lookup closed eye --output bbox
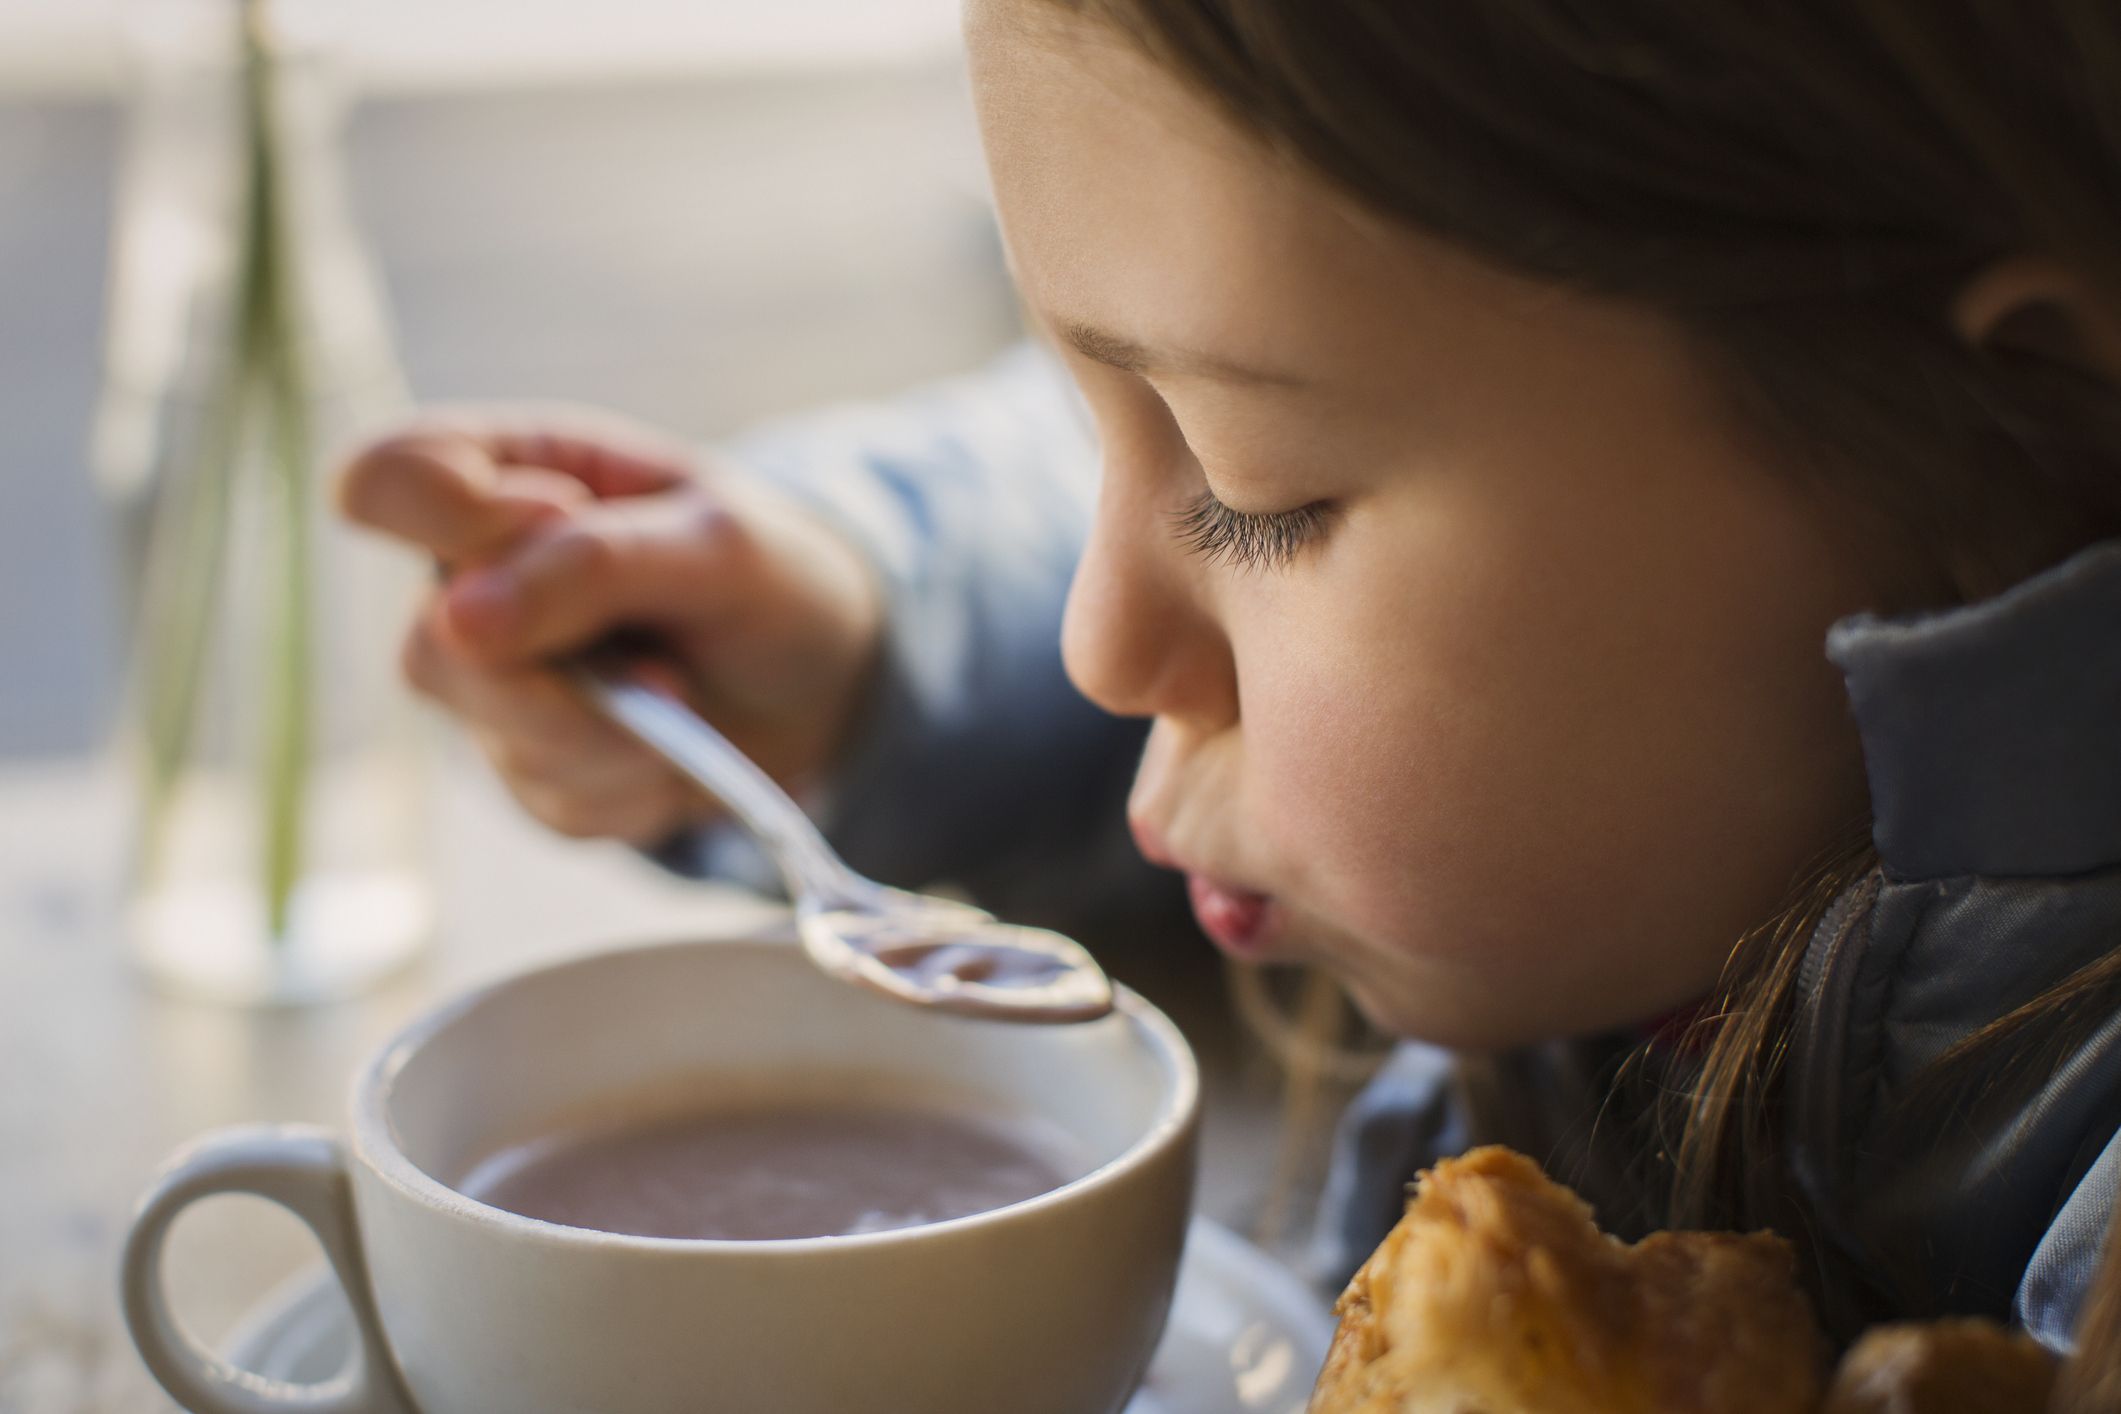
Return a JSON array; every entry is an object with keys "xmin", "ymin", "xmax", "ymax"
[{"xmin": 1170, "ymin": 491, "xmax": 1333, "ymax": 570}]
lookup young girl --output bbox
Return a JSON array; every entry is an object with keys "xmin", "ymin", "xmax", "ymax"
[{"xmin": 340, "ymin": 0, "xmax": 2121, "ymax": 1358}]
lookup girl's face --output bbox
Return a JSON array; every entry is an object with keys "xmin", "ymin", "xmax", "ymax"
[{"xmin": 968, "ymin": 4, "xmax": 1883, "ymax": 1048}]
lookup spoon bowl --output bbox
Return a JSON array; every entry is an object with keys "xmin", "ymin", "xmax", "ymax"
[
  {"xmin": 800, "ymin": 904, "xmax": 1116, "ymax": 1023},
  {"xmin": 569, "ymin": 659, "xmax": 1116, "ymax": 1024}
]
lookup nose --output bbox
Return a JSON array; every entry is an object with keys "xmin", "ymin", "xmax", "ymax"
[{"xmin": 1061, "ymin": 463, "xmax": 1238, "ymax": 729}]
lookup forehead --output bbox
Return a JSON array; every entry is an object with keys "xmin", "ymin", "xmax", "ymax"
[
  {"xmin": 966, "ymin": 3, "xmax": 1397, "ymax": 357},
  {"xmin": 962, "ymin": 2, "xmax": 1572, "ymax": 394}
]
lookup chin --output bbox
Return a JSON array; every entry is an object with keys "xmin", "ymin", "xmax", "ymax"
[
  {"xmin": 1338, "ymin": 978, "xmax": 1439, "ymax": 1046},
  {"xmin": 1340, "ymin": 978, "xmax": 1547, "ymax": 1054},
  {"xmin": 1273, "ymin": 908, "xmax": 1560, "ymax": 1050}
]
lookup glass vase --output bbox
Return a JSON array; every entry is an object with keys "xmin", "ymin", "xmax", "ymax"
[{"xmin": 96, "ymin": 0, "xmax": 432, "ymax": 1006}]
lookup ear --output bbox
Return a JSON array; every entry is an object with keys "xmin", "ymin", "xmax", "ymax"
[{"xmin": 1951, "ymin": 257, "xmax": 2121, "ymax": 384}]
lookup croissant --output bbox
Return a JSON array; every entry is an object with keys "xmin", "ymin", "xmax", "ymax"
[
  {"xmin": 1820, "ymin": 1320, "xmax": 2057, "ymax": 1413},
  {"xmin": 1306, "ymin": 1146, "xmax": 2058, "ymax": 1414}
]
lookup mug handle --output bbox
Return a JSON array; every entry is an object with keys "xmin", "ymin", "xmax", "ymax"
[{"xmin": 119, "ymin": 1124, "xmax": 416, "ymax": 1414}]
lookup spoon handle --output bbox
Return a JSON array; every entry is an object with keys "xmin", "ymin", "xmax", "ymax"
[{"xmin": 566, "ymin": 660, "xmax": 855, "ymax": 906}]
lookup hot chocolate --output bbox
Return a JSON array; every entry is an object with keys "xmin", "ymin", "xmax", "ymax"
[{"xmin": 457, "ymin": 1096, "xmax": 1072, "ymax": 1241}]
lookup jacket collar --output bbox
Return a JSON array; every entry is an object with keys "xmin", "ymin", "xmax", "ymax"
[{"xmin": 1827, "ymin": 538, "xmax": 2121, "ymax": 880}]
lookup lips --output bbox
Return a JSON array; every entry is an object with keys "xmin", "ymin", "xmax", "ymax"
[
  {"xmin": 1186, "ymin": 873, "xmax": 1276, "ymax": 954},
  {"xmin": 1131, "ymin": 817, "xmax": 1279, "ymax": 954}
]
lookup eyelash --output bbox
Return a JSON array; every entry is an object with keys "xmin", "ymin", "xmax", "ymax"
[{"xmin": 1169, "ymin": 491, "xmax": 1332, "ymax": 570}]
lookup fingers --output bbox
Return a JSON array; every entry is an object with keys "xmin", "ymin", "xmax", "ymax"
[
  {"xmin": 436, "ymin": 497, "xmax": 752, "ymax": 664},
  {"xmin": 506, "ymin": 767, "xmax": 699, "ymax": 847},
  {"xmin": 400, "ymin": 606, "xmax": 639, "ymax": 755},
  {"xmin": 370, "ymin": 404, "xmax": 695, "ymax": 497},
  {"xmin": 497, "ymin": 745, "xmax": 703, "ymax": 845},
  {"xmin": 336, "ymin": 410, "xmax": 696, "ymax": 564},
  {"xmin": 399, "ymin": 604, "xmax": 709, "ymax": 844},
  {"xmin": 477, "ymin": 418, "xmax": 694, "ymax": 499},
  {"xmin": 345, "ymin": 407, "xmax": 752, "ymax": 851},
  {"xmin": 338, "ymin": 431, "xmax": 591, "ymax": 563}
]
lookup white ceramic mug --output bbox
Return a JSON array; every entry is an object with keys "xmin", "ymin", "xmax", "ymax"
[{"xmin": 121, "ymin": 934, "xmax": 1200, "ymax": 1413}]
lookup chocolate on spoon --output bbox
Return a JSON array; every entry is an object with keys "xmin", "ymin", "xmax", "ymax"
[{"xmin": 568, "ymin": 658, "xmax": 1115, "ymax": 1025}]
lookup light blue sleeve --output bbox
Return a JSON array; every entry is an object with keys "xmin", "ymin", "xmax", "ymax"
[
  {"xmin": 649, "ymin": 342, "xmax": 1171, "ymax": 934},
  {"xmin": 1304, "ymin": 1033, "xmax": 1647, "ymax": 1295},
  {"xmin": 2017, "ymin": 1126, "xmax": 2121, "ymax": 1352}
]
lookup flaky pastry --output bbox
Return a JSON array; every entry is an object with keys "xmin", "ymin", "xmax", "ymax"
[
  {"xmin": 1307, "ymin": 1146, "xmax": 1828, "ymax": 1413},
  {"xmin": 1306, "ymin": 1147, "xmax": 2066, "ymax": 1414},
  {"xmin": 1819, "ymin": 1319, "xmax": 2058, "ymax": 1414}
]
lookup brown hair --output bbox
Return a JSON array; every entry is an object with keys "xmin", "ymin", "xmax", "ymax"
[
  {"xmin": 1055, "ymin": 0, "xmax": 2121, "ymax": 593},
  {"xmin": 1051, "ymin": 0, "xmax": 2121, "ymax": 1344}
]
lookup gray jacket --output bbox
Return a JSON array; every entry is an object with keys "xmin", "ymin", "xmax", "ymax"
[{"xmin": 670, "ymin": 347, "xmax": 2121, "ymax": 1352}]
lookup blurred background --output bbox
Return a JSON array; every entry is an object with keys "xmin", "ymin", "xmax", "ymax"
[{"xmin": 1, "ymin": 0, "xmax": 1016, "ymax": 758}]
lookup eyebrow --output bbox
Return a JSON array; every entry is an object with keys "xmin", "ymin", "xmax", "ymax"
[{"xmin": 1055, "ymin": 318, "xmax": 1310, "ymax": 389}]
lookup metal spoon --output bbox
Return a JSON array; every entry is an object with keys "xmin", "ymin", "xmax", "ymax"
[{"xmin": 567, "ymin": 657, "xmax": 1115, "ymax": 1024}]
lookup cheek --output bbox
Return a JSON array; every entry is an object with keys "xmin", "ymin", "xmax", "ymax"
[
  {"xmin": 1240, "ymin": 613, "xmax": 1507, "ymax": 965},
  {"xmin": 1232, "ymin": 594, "xmax": 1430, "ymax": 885},
  {"xmin": 1229, "ymin": 471, "xmax": 1870, "ymax": 1033}
]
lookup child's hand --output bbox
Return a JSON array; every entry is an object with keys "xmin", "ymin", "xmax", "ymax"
[{"xmin": 336, "ymin": 409, "xmax": 883, "ymax": 846}]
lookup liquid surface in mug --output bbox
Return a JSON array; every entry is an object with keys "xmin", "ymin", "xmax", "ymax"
[{"xmin": 456, "ymin": 1099, "xmax": 1072, "ymax": 1240}]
